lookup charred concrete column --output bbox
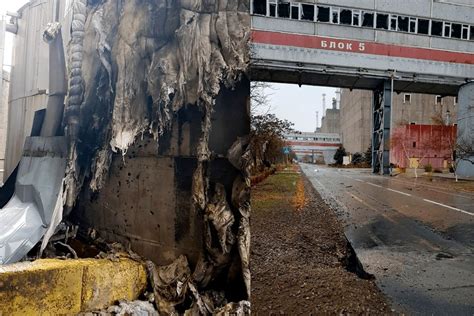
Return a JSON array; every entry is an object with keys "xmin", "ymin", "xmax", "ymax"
[
  {"xmin": 64, "ymin": 0, "xmax": 251, "ymax": 310},
  {"xmin": 456, "ymin": 82, "xmax": 474, "ymax": 177}
]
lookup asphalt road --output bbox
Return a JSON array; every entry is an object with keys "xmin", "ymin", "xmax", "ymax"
[{"xmin": 300, "ymin": 164, "xmax": 474, "ymax": 315}]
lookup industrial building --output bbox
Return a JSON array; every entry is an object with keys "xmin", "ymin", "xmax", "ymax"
[
  {"xmin": 284, "ymin": 131, "xmax": 341, "ymax": 164},
  {"xmin": 319, "ymin": 97, "xmax": 340, "ymax": 134},
  {"xmin": 339, "ymin": 89, "xmax": 458, "ymax": 159}
]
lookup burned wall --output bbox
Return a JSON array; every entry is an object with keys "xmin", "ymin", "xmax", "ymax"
[{"xmin": 65, "ymin": 0, "xmax": 251, "ymax": 311}]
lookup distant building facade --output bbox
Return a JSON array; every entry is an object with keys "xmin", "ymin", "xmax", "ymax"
[
  {"xmin": 320, "ymin": 98, "xmax": 340, "ymax": 134},
  {"xmin": 391, "ymin": 124, "xmax": 457, "ymax": 169},
  {"xmin": 284, "ymin": 131, "xmax": 341, "ymax": 164},
  {"xmin": 339, "ymin": 89, "xmax": 458, "ymax": 157},
  {"xmin": 339, "ymin": 90, "xmax": 372, "ymax": 154}
]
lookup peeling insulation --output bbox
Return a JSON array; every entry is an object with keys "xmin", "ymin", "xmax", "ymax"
[{"xmin": 63, "ymin": 0, "xmax": 251, "ymax": 311}]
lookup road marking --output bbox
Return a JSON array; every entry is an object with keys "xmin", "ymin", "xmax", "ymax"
[
  {"xmin": 389, "ymin": 178, "xmax": 473, "ymax": 200},
  {"xmin": 387, "ymin": 188, "xmax": 412, "ymax": 197},
  {"xmin": 349, "ymin": 193, "xmax": 364, "ymax": 203},
  {"xmin": 354, "ymin": 179, "xmax": 365, "ymax": 183},
  {"xmin": 367, "ymin": 182, "xmax": 383, "ymax": 188},
  {"xmin": 422, "ymin": 199, "xmax": 474, "ymax": 217}
]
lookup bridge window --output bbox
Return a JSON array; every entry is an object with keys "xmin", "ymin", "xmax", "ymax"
[
  {"xmin": 462, "ymin": 25, "xmax": 469, "ymax": 40},
  {"xmin": 398, "ymin": 16, "xmax": 409, "ymax": 32},
  {"xmin": 252, "ymin": 2, "xmax": 473, "ymax": 42},
  {"xmin": 451, "ymin": 23, "xmax": 462, "ymax": 39},
  {"xmin": 301, "ymin": 4, "xmax": 315, "ymax": 21},
  {"xmin": 268, "ymin": 0, "xmax": 276, "ymax": 17},
  {"xmin": 340, "ymin": 9, "xmax": 352, "ymax": 25},
  {"xmin": 443, "ymin": 22, "xmax": 452, "ymax": 38},
  {"xmin": 291, "ymin": 3, "xmax": 299, "ymax": 20},
  {"xmin": 376, "ymin": 13, "xmax": 389, "ymax": 30},
  {"xmin": 252, "ymin": 0, "xmax": 266, "ymax": 15},
  {"xmin": 409, "ymin": 17, "xmax": 417, "ymax": 33},
  {"xmin": 331, "ymin": 7, "xmax": 340, "ymax": 24},
  {"xmin": 418, "ymin": 19, "xmax": 430, "ymax": 34},
  {"xmin": 352, "ymin": 10, "xmax": 361, "ymax": 27},
  {"xmin": 431, "ymin": 21, "xmax": 443, "ymax": 36},
  {"xmin": 390, "ymin": 14, "xmax": 398, "ymax": 31},
  {"xmin": 317, "ymin": 6, "xmax": 330, "ymax": 23},
  {"xmin": 362, "ymin": 11, "xmax": 374, "ymax": 28},
  {"xmin": 278, "ymin": 2, "xmax": 290, "ymax": 18}
]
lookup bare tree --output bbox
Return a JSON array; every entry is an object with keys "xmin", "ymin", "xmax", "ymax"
[{"xmin": 250, "ymin": 81, "xmax": 276, "ymax": 115}]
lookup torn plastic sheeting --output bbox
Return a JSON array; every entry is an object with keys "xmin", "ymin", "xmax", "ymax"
[
  {"xmin": 0, "ymin": 137, "xmax": 67, "ymax": 265},
  {"xmin": 63, "ymin": 0, "xmax": 251, "ymax": 311},
  {"xmin": 105, "ymin": 300, "xmax": 158, "ymax": 316},
  {"xmin": 147, "ymin": 255, "xmax": 251, "ymax": 315},
  {"xmin": 147, "ymin": 255, "xmax": 192, "ymax": 314}
]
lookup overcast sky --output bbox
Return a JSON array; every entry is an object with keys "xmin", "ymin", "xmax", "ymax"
[
  {"xmin": 1, "ymin": 1, "xmax": 337, "ymax": 131},
  {"xmin": 263, "ymin": 83, "xmax": 338, "ymax": 132},
  {"xmin": 1, "ymin": 0, "xmax": 29, "ymax": 68}
]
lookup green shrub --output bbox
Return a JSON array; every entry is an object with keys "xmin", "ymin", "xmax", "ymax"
[{"xmin": 424, "ymin": 164, "xmax": 433, "ymax": 172}]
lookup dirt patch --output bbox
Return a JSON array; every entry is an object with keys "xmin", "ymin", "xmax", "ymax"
[{"xmin": 251, "ymin": 168, "xmax": 392, "ymax": 314}]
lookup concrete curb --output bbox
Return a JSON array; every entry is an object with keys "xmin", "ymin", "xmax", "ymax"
[{"xmin": 0, "ymin": 258, "xmax": 147, "ymax": 315}]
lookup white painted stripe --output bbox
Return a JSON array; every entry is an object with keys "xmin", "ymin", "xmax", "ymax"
[
  {"xmin": 387, "ymin": 188, "xmax": 412, "ymax": 197},
  {"xmin": 422, "ymin": 199, "xmax": 474, "ymax": 217},
  {"xmin": 367, "ymin": 182, "xmax": 383, "ymax": 188},
  {"xmin": 350, "ymin": 193, "xmax": 364, "ymax": 203},
  {"xmin": 354, "ymin": 179, "xmax": 364, "ymax": 183}
]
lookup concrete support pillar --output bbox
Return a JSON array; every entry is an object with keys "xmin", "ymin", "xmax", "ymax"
[
  {"xmin": 372, "ymin": 81, "xmax": 392, "ymax": 175},
  {"xmin": 72, "ymin": 78, "xmax": 251, "ymax": 271},
  {"xmin": 456, "ymin": 82, "xmax": 474, "ymax": 178}
]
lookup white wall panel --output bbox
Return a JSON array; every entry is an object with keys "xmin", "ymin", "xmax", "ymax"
[{"xmin": 4, "ymin": 0, "xmax": 69, "ymax": 179}]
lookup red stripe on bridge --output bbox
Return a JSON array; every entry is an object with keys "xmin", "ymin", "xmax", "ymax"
[{"xmin": 251, "ymin": 30, "xmax": 474, "ymax": 65}]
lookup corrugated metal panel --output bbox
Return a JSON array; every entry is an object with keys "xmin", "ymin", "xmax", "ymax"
[
  {"xmin": 0, "ymin": 19, "xmax": 6, "ymax": 184},
  {"xmin": 4, "ymin": 0, "xmax": 70, "ymax": 180}
]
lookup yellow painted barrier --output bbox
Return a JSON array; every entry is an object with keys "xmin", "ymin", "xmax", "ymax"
[{"xmin": 0, "ymin": 258, "xmax": 147, "ymax": 315}]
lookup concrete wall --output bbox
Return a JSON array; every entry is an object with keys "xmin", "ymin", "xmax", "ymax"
[
  {"xmin": 339, "ymin": 89, "xmax": 373, "ymax": 154},
  {"xmin": 456, "ymin": 83, "xmax": 474, "ymax": 178},
  {"xmin": 339, "ymin": 88, "xmax": 457, "ymax": 154},
  {"xmin": 73, "ymin": 80, "xmax": 251, "ymax": 267},
  {"xmin": 4, "ymin": 0, "xmax": 71, "ymax": 180}
]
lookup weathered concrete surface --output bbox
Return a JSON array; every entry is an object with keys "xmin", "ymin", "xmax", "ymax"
[
  {"xmin": 0, "ymin": 258, "xmax": 147, "ymax": 315},
  {"xmin": 63, "ymin": 0, "xmax": 251, "ymax": 309},
  {"xmin": 457, "ymin": 82, "xmax": 474, "ymax": 178}
]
